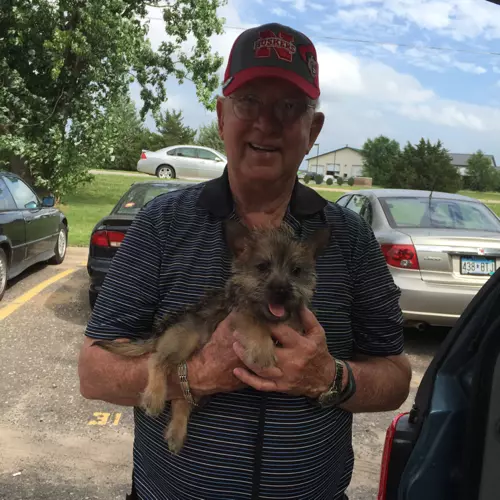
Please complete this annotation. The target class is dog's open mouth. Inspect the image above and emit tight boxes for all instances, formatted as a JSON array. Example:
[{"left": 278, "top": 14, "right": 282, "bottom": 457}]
[{"left": 268, "top": 303, "right": 286, "bottom": 318}]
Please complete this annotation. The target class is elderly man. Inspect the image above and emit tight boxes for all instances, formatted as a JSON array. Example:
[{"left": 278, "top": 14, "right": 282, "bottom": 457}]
[{"left": 78, "top": 22, "right": 411, "bottom": 500}]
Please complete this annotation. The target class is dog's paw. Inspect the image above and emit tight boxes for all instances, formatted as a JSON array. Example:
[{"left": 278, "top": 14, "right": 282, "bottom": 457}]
[
  {"left": 140, "top": 390, "right": 165, "bottom": 417},
  {"left": 165, "top": 423, "right": 187, "bottom": 455},
  {"left": 244, "top": 343, "right": 277, "bottom": 369}
]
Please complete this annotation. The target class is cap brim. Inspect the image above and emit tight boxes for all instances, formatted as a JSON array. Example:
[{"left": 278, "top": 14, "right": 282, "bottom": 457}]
[{"left": 222, "top": 66, "right": 320, "bottom": 100}]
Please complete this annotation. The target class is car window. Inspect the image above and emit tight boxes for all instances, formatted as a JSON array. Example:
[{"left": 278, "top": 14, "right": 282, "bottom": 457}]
[
  {"left": 175, "top": 147, "right": 198, "bottom": 159},
  {"left": 197, "top": 149, "right": 219, "bottom": 161},
  {"left": 380, "top": 197, "right": 500, "bottom": 231},
  {"left": 114, "top": 184, "right": 186, "bottom": 215},
  {"left": 336, "top": 195, "right": 351, "bottom": 207},
  {"left": 345, "top": 194, "right": 366, "bottom": 215},
  {"left": 3, "top": 176, "right": 39, "bottom": 209},
  {"left": 0, "top": 178, "right": 17, "bottom": 210}
]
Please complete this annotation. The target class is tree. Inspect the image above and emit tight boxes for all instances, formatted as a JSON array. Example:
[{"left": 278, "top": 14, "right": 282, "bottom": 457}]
[
  {"left": 464, "top": 150, "right": 496, "bottom": 192},
  {"left": 196, "top": 120, "right": 225, "bottom": 155},
  {"left": 361, "top": 135, "right": 401, "bottom": 186},
  {"left": 394, "top": 138, "right": 461, "bottom": 193},
  {"left": 99, "top": 94, "right": 146, "bottom": 171},
  {"left": 143, "top": 109, "right": 196, "bottom": 152},
  {"left": 0, "top": 0, "right": 226, "bottom": 196}
]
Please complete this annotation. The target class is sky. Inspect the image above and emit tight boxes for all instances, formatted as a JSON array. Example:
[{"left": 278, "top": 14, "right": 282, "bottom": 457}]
[{"left": 133, "top": 0, "right": 500, "bottom": 169}]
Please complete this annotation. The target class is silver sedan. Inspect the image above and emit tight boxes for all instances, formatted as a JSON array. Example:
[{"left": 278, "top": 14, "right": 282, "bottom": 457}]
[
  {"left": 336, "top": 189, "right": 500, "bottom": 329},
  {"left": 137, "top": 145, "right": 227, "bottom": 180}
]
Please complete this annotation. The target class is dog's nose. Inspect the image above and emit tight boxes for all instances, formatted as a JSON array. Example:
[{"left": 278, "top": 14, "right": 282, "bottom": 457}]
[{"left": 269, "top": 283, "right": 292, "bottom": 303}]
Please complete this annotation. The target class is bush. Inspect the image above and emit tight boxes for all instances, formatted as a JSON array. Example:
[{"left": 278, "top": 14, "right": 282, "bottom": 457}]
[
  {"left": 315, "top": 174, "right": 324, "bottom": 184},
  {"left": 347, "top": 177, "right": 355, "bottom": 186},
  {"left": 326, "top": 177, "right": 333, "bottom": 186},
  {"left": 337, "top": 177, "right": 344, "bottom": 186},
  {"left": 303, "top": 174, "right": 311, "bottom": 184}
]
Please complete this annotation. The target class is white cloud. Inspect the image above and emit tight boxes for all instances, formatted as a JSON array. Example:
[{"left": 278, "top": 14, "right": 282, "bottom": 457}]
[
  {"left": 271, "top": 6, "right": 294, "bottom": 17},
  {"left": 329, "top": 0, "right": 500, "bottom": 40},
  {"left": 294, "top": 0, "right": 306, "bottom": 11},
  {"left": 402, "top": 47, "right": 488, "bottom": 74},
  {"left": 134, "top": 0, "right": 500, "bottom": 163},
  {"left": 310, "top": 2, "right": 327, "bottom": 10}
]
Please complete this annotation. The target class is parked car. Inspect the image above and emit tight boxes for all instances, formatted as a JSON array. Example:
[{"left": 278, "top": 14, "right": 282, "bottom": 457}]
[
  {"left": 378, "top": 264, "right": 500, "bottom": 500},
  {"left": 86, "top": 180, "right": 192, "bottom": 308},
  {"left": 137, "top": 145, "right": 227, "bottom": 180},
  {"left": 0, "top": 171, "right": 68, "bottom": 300},
  {"left": 336, "top": 189, "right": 500, "bottom": 329}
]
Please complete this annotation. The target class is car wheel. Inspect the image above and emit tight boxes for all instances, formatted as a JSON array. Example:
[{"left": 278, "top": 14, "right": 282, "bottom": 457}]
[
  {"left": 156, "top": 165, "right": 175, "bottom": 179},
  {"left": 48, "top": 225, "right": 68, "bottom": 265},
  {"left": 0, "top": 248, "right": 7, "bottom": 301}
]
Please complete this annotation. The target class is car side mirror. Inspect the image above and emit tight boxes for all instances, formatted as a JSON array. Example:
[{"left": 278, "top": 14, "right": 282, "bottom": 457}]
[{"left": 42, "top": 195, "right": 55, "bottom": 208}]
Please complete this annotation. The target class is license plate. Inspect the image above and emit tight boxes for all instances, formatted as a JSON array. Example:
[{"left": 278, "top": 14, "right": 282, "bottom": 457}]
[{"left": 460, "top": 256, "right": 496, "bottom": 276}]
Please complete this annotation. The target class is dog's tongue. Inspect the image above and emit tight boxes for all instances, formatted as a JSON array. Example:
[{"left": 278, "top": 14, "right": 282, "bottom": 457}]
[{"left": 269, "top": 304, "right": 286, "bottom": 318}]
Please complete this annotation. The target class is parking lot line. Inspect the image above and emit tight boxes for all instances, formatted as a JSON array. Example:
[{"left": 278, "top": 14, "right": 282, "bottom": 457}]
[{"left": 0, "top": 268, "right": 79, "bottom": 321}]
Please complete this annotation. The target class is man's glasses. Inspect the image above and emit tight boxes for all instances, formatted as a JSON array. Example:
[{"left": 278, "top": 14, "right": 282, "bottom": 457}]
[{"left": 227, "top": 95, "right": 315, "bottom": 124}]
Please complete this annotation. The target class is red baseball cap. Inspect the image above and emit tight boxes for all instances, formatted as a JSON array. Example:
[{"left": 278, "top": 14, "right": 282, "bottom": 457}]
[{"left": 222, "top": 22, "right": 320, "bottom": 100}]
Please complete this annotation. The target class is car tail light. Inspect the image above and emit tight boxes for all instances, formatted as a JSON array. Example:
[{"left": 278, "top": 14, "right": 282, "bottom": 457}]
[
  {"left": 140, "top": 151, "right": 147, "bottom": 160},
  {"left": 378, "top": 412, "right": 408, "bottom": 500},
  {"left": 381, "top": 244, "right": 420, "bottom": 270},
  {"left": 91, "top": 230, "right": 125, "bottom": 248}
]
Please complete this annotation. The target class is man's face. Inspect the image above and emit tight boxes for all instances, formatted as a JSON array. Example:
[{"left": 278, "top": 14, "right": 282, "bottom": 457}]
[{"left": 216, "top": 77, "right": 324, "bottom": 183}]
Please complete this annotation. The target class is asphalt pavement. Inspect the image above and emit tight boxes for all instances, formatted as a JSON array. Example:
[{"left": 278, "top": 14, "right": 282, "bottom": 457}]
[{"left": 0, "top": 247, "right": 448, "bottom": 500}]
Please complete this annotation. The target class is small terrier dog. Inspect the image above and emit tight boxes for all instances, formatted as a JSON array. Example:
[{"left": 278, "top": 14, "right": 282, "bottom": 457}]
[{"left": 93, "top": 219, "right": 330, "bottom": 454}]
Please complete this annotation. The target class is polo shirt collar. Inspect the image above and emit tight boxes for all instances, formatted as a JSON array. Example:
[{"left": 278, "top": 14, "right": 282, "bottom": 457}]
[{"left": 197, "top": 167, "right": 327, "bottom": 219}]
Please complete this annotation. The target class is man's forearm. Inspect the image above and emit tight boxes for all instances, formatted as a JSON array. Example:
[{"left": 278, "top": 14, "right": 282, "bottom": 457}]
[
  {"left": 339, "top": 353, "right": 412, "bottom": 413},
  {"left": 78, "top": 337, "right": 185, "bottom": 406}
]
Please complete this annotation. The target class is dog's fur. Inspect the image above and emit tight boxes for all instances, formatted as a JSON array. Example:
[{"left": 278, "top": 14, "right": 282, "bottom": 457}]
[{"left": 93, "top": 220, "right": 330, "bottom": 454}]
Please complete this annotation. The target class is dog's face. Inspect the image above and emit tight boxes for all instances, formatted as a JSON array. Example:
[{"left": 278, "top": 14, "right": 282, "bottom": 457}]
[{"left": 224, "top": 220, "right": 330, "bottom": 323}]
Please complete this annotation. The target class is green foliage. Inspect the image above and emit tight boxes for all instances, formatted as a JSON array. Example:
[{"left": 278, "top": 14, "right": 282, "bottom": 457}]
[
  {"left": 326, "top": 177, "right": 333, "bottom": 185},
  {"left": 336, "top": 177, "right": 344, "bottom": 186},
  {"left": 393, "top": 139, "right": 461, "bottom": 193},
  {"left": 463, "top": 150, "right": 497, "bottom": 192},
  {"left": 361, "top": 135, "right": 401, "bottom": 186},
  {"left": 347, "top": 176, "right": 354, "bottom": 186},
  {"left": 0, "top": 0, "right": 226, "bottom": 195},
  {"left": 303, "top": 174, "right": 311, "bottom": 184},
  {"left": 315, "top": 174, "right": 324, "bottom": 184},
  {"left": 196, "top": 120, "right": 225, "bottom": 155},
  {"left": 99, "top": 94, "right": 146, "bottom": 171},
  {"left": 143, "top": 109, "right": 197, "bottom": 152},
  {"left": 361, "top": 135, "right": 461, "bottom": 193}
]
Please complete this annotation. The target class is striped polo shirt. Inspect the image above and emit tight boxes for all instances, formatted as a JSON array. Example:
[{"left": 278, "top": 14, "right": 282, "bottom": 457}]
[{"left": 85, "top": 168, "right": 404, "bottom": 500}]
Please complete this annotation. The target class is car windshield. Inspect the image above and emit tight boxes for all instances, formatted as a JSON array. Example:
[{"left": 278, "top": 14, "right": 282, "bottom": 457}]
[
  {"left": 114, "top": 184, "right": 185, "bottom": 215},
  {"left": 380, "top": 196, "right": 500, "bottom": 232}
]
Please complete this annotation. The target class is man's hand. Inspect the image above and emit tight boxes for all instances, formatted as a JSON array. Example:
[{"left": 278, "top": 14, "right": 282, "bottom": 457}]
[
  {"left": 232, "top": 307, "right": 336, "bottom": 398},
  {"left": 188, "top": 312, "right": 247, "bottom": 398}
]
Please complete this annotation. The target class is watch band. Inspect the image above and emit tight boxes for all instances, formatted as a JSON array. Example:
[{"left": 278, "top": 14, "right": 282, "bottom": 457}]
[
  {"left": 337, "top": 360, "right": 356, "bottom": 405},
  {"left": 314, "top": 359, "right": 356, "bottom": 408}
]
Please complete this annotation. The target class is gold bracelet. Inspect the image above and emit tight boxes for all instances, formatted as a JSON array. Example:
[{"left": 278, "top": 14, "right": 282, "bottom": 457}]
[{"left": 177, "top": 361, "right": 197, "bottom": 407}]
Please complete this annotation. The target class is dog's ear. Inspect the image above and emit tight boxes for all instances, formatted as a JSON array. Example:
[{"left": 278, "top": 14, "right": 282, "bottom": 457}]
[
  {"left": 224, "top": 219, "right": 252, "bottom": 256},
  {"left": 308, "top": 226, "right": 331, "bottom": 258}
]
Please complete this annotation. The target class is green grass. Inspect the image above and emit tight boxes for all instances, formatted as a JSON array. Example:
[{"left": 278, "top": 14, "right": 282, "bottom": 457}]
[
  {"left": 60, "top": 173, "right": 500, "bottom": 247},
  {"left": 58, "top": 174, "right": 177, "bottom": 246},
  {"left": 457, "top": 190, "right": 500, "bottom": 202}
]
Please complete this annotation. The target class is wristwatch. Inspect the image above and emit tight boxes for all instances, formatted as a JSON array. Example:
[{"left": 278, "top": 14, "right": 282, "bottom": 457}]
[{"left": 313, "top": 359, "right": 356, "bottom": 408}]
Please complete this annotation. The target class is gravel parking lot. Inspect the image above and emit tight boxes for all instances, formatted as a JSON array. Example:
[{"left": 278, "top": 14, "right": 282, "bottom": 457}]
[{"left": 0, "top": 247, "right": 448, "bottom": 499}]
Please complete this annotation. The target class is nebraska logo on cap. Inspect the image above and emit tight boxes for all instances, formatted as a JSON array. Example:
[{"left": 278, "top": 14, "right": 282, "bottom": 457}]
[{"left": 254, "top": 30, "right": 296, "bottom": 62}]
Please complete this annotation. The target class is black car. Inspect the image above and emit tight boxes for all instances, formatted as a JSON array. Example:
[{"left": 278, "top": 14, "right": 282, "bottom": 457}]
[
  {"left": 0, "top": 171, "right": 68, "bottom": 300},
  {"left": 87, "top": 180, "right": 192, "bottom": 308}
]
